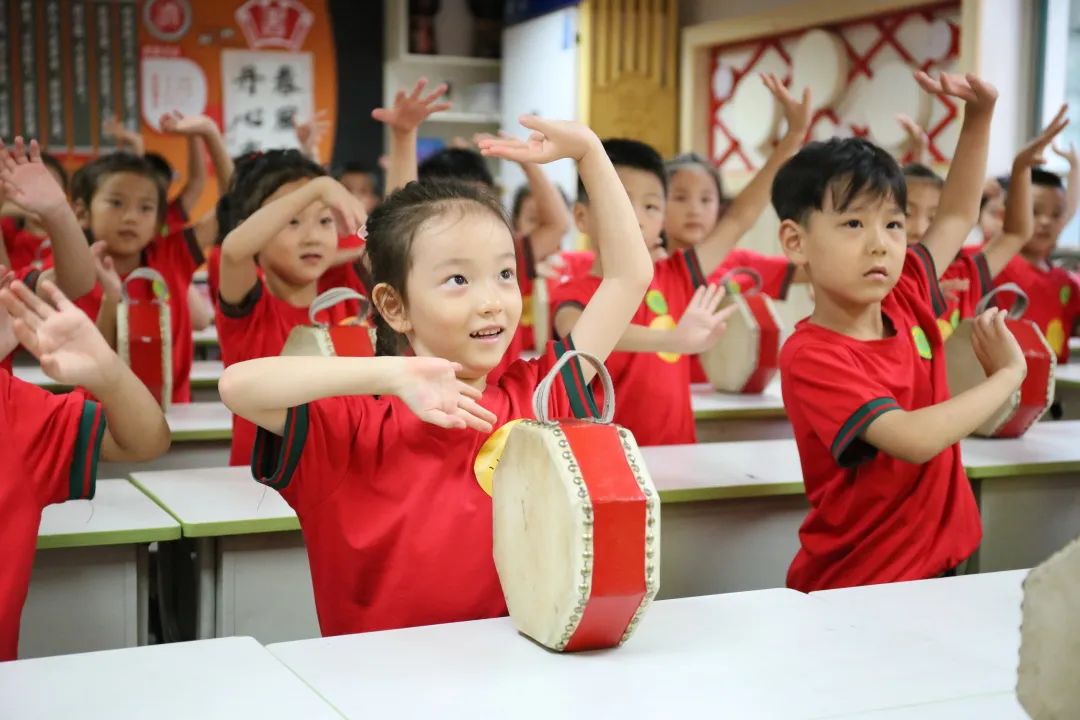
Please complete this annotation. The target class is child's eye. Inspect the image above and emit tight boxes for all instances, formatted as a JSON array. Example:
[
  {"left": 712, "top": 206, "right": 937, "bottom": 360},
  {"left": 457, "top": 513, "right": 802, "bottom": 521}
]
[
  {"left": 288, "top": 218, "right": 301, "bottom": 227},
  {"left": 444, "top": 274, "right": 468, "bottom": 287},
  {"left": 887, "top": 220, "right": 905, "bottom": 230},
  {"left": 320, "top": 216, "right": 334, "bottom": 226},
  {"left": 842, "top": 219, "right": 862, "bottom": 229},
  {"left": 141, "top": 205, "right": 155, "bottom": 213},
  {"left": 499, "top": 268, "right": 515, "bottom": 281},
  {"left": 108, "top": 199, "right": 122, "bottom": 208},
  {"left": 647, "top": 204, "right": 661, "bottom": 212}
]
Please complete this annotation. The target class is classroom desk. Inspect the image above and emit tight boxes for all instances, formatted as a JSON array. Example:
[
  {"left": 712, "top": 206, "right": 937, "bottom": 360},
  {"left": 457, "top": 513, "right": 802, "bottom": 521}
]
[
  {"left": 98, "top": 401, "right": 233, "bottom": 477},
  {"left": 690, "top": 380, "right": 791, "bottom": 441},
  {"left": 267, "top": 589, "right": 1012, "bottom": 720},
  {"left": 129, "top": 467, "right": 319, "bottom": 645},
  {"left": 1055, "top": 363, "right": 1080, "bottom": 419},
  {"left": 14, "top": 358, "right": 223, "bottom": 398},
  {"left": 0, "top": 636, "right": 342, "bottom": 720},
  {"left": 19, "top": 480, "right": 180, "bottom": 659},
  {"left": 193, "top": 325, "right": 218, "bottom": 348},
  {"left": 643, "top": 423, "right": 1080, "bottom": 596}
]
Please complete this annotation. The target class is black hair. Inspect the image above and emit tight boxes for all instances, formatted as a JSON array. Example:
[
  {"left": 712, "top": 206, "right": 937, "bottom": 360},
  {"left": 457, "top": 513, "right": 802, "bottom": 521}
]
[
  {"left": 214, "top": 149, "right": 326, "bottom": 243},
  {"left": 980, "top": 176, "right": 1008, "bottom": 212},
  {"left": 366, "top": 178, "right": 509, "bottom": 357},
  {"left": 902, "top": 162, "right": 943, "bottom": 188},
  {"left": 510, "top": 183, "right": 570, "bottom": 226},
  {"left": 334, "top": 161, "right": 383, "bottom": 197},
  {"left": 71, "top": 152, "right": 168, "bottom": 221},
  {"left": 143, "top": 151, "right": 174, "bottom": 187},
  {"left": 771, "top": 137, "right": 907, "bottom": 224},
  {"left": 417, "top": 148, "right": 494, "bottom": 187},
  {"left": 579, "top": 138, "right": 666, "bottom": 203},
  {"left": 665, "top": 152, "right": 724, "bottom": 201},
  {"left": 1031, "top": 168, "right": 1065, "bottom": 190},
  {"left": 39, "top": 152, "right": 69, "bottom": 192}
]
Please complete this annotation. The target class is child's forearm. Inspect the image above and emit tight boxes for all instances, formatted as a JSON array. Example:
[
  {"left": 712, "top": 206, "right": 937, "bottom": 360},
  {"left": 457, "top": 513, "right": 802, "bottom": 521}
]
[
  {"left": 984, "top": 159, "right": 1034, "bottom": 277},
  {"left": 95, "top": 294, "right": 119, "bottom": 350},
  {"left": 385, "top": 129, "right": 418, "bottom": 194},
  {"left": 863, "top": 367, "right": 1024, "bottom": 464},
  {"left": 91, "top": 355, "right": 171, "bottom": 462},
  {"left": 179, "top": 136, "right": 207, "bottom": 214},
  {"left": 697, "top": 133, "right": 801, "bottom": 273},
  {"left": 0, "top": 224, "right": 10, "bottom": 269},
  {"left": 522, "top": 162, "right": 570, "bottom": 260},
  {"left": 201, "top": 126, "right": 234, "bottom": 194},
  {"left": 40, "top": 206, "right": 95, "bottom": 299},
  {"left": 614, "top": 324, "right": 681, "bottom": 354},
  {"left": 578, "top": 146, "right": 652, "bottom": 291},
  {"left": 1065, "top": 161, "right": 1080, "bottom": 225}
]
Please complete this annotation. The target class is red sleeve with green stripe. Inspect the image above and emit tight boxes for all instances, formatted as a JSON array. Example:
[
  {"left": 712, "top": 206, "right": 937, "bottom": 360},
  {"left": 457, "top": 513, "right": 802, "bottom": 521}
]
[
  {"left": 904, "top": 244, "right": 948, "bottom": 318},
  {"left": 3, "top": 375, "right": 105, "bottom": 507},
  {"left": 786, "top": 343, "right": 900, "bottom": 468}
]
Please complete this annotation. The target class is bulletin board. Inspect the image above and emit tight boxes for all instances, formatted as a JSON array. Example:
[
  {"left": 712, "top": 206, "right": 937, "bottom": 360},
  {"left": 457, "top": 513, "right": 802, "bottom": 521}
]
[
  {"left": 1, "top": 0, "right": 141, "bottom": 163},
  {"left": 708, "top": 1, "right": 961, "bottom": 173}
]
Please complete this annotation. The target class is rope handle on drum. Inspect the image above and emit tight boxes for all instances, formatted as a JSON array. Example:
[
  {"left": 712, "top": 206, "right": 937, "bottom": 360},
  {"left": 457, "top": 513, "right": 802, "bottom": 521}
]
[
  {"left": 533, "top": 350, "right": 615, "bottom": 425},
  {"left": 716, "top": 266, "right": 763, "bottom": 297},
  {"left": 975, "top": 282, "right": 1028, "bottom": 320},
  {"left": 308, "top": 287, "right": 370, "bottom": 327},
  {"left": 120, "top": 267, "right": 170, "bottom": 305}
]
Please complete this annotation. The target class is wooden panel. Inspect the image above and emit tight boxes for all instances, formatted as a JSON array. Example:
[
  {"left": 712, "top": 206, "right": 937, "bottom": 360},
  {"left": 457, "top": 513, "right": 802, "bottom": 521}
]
[{"left": 580, "top": 0, "right": 678, "bottom": 156}]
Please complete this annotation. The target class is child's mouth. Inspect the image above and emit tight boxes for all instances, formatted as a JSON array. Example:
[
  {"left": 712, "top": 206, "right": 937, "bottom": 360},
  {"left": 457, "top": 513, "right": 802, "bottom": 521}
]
[
  {"left": 470, "top": 327, "right": 504, "bottom": 342},
  {"left": 300, "top": 253, "right": 323, "bottom": 264}
]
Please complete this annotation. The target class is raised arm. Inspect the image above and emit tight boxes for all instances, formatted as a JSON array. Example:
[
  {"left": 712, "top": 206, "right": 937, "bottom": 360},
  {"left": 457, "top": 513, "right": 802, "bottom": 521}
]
[
  {"left": 984, "top": 104, "right": 1069, "bottom": 277},
  {"left": 294, "top": 110, "right": 330, "bottom": 165},
  {"left": 482, "top": 117, "right": 653, "bottom": 381},
  {"left": 160, "top": 111, "right": 234, "bottom": 215},
  {"left": 372, "top": 79, "right": 451, "bottom": 194},
  {"left": 219, "top": 176, "right": 366, "bottom": 304},
  {"left": 896, "top": 114, "right": 930, "bottom": 165},
  {"left": 915, "top": 71, "right": 998, "bottom": 276},
  {"left": 694, "top": 73, "right": 811, "bottom": 275},
  {"left": 102, "top": 115, "right": 146, "bottom": 156},
  {"left": 0, "top": 138, "right": 95, "bottom": 299},
  {"left": 1051, "top": 141, "right": 1080, "bottom": 225}
]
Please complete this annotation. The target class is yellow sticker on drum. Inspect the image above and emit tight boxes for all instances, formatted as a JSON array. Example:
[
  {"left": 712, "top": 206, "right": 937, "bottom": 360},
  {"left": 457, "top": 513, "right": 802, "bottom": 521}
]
[
  {"left": 912, "top": 326, "right": 933, "bottom": 360},
  {"left": 650, "top": 314, "right": 680, "bottom": 363},
  {"left": 1046, "top": 318, "right": 1065, "bottom": 356},
  {"left": 474, "top": 419, "right": 524, "bottom": 497}
]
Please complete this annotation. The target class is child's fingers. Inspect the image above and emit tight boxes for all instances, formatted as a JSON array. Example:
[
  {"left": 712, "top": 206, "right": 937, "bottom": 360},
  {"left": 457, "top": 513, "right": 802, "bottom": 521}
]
[
  {"left": 458, "top": 401, "right": 496, "bottom": 433},
  {"left": 712, "top": 303, "right": 739, "bottom": 325},
  {"left": 427, "top": 102, "right": 452, "bottom": 115},
  {"left": 912, "top": 70, "right": 939, "bottom": 94},
  {"left": 456, "top": 380, "right": 484, "bottom": 401},
  {"left": 11, "top": 318, "right": 41, "bottom": 356},
  {"left": 460, "top": 395, "right": 497, "bottom": 425},
  {"left": 39, "top": 279, "right": 75, "bottom": 313},
  {"left": 28, "top": 139, "right": 41, "bottom": 162},
  {"left": 687, "top": 284, "right": 707, "bottom": 308},
  {"left": 420, "top": 408, "right": 466, "bottom": 430},
  {"left": 8, "top": 280, "right": 51, "bottom": 326},
  {"left": 408, "top": 77, "right": 428, "bottom": 100},
  {"left": 421, "top": 82, "right": 449, "bottom": 104}
]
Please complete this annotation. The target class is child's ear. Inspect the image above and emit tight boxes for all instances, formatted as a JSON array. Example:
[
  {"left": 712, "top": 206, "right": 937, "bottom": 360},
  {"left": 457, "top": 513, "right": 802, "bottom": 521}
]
[
  {"left": 572, "top": 201, "right": 590, "bottom": 235},
  {"left": 778, "top": 219, "right": 809, "bottom": 267},
  {"left": 371, "top": 282, "right": 411, "bottom": 334},
  {"left": 73, "top": 199, "right": 90, "bottom": 229}
]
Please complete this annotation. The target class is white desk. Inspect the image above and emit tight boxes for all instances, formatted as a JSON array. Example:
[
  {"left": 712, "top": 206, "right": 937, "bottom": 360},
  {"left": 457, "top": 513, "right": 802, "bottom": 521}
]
[
  {"left": 19, "top": 480, "right": 180, "bottom": 659},
  {"left": 193, "top": 325, "right": 218, "bottom": 348},
  {"left": 129, "top": 467, "right": 317, "bottom": 644},
  {"left": 690, "top": 381, "right": 791, "bottom": 442},
  {"left": 268, "top": 589, "right": 1011, "bottom": 720},
  {"left": 643, "top": 441, "right": 807, "bottom": 598},
  {"left": 0, "top": 636, "right": 341, "bottom": 719},
  {"left": 14, "top": 358, "right": 222, "bottom": 394},
  {"left": 98, "top": 402, "right": 233, "bottom": 477},
  {"left": 823, "top": 693, "right": 1026, "bottom": 719}
]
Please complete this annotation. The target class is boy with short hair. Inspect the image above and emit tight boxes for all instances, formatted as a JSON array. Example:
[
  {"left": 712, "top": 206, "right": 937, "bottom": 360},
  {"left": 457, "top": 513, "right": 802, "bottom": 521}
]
[
  {"left": 552, "top": 74, "right": 811, "bottom": 446},
  {"left": 776, "top": 72, "right": 1027, "bottom": 591}
]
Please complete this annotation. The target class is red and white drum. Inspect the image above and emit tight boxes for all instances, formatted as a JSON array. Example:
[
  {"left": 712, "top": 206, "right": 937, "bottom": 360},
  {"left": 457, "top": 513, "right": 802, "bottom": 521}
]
[
  {"left": 118, "top": 268, "right": 172, "bottom": 409},
  {"left": 493, "top": 352, "right": 659, "bottom": 652},
  {"left": 280, "top": 287, "right": 375, "bottom": 357},
  {"left": 945, "top": 284, "right": 1055, "bottom": 438},
  {"left": 699, "top": 267, "right": 784, "bottom": 394}
]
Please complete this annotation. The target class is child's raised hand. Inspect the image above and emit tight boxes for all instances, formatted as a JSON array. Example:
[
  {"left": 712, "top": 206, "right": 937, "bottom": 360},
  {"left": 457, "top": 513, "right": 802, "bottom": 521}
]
[
  {"left": 1052, "top": 139, "right": 1079, "bottom": 168},
  {"left": 103, "top": 115, "right": 144, "bottom": 152},
  {"left": 315, "top": 178, "right": 367, "bottom": 237},
  {"left": 761, "top": 73, "right": 811, "bottom": 145},
  {"left": 1016, "top": 104, "right": 1069, "bottom": 168},
  {"left": 90, "top": 241, "right": 122, "bottom": 303},
  {"left": 939, "top": 277, "right": 970, "bottom": 306},
  {"left": 293, "top": 110, "right": 330, "bottom": 152},
  {"left": 478, "top": 115, "right": 599, "bottom": 164},
  {"left": 159, "top": 110, "right": 218, "bottom": 136},
  {"left": 896, "top": 113, "right": 930, "bottom": 163},
  {"left": 371, "top": 78, "right": 451, "bottom": 134},
  {"left": 396, "top": 356, "right": 497, "bottom": 433},
  {"left": 0, "top": 279, "right": 119, "bottom": 389},
  {"left": 971, "top": 307, "right": 1026, "bottom": 382},
  {"left": 0, "top": 266, "right": 17, "bottom": 359},
  {"left": 670, "top": 284, "right": 738, "bottom": 355},
  {"left": 914, "top": 71, "right": 998, "bottom": 114},
  {"left": 0, "top": 137, "right": 68, "bottom": 218}
]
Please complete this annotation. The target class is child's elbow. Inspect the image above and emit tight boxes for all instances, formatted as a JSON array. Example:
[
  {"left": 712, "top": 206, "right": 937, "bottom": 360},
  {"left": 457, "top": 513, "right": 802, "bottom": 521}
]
[{"left": 218, "top": 364, "right": 250, "bottom": 415}]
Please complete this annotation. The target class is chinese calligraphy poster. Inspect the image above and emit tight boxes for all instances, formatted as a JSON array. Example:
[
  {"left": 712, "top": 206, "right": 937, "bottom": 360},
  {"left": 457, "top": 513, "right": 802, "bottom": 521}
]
[{"left": 221, "top": 49, "right": 314, "bottom": 156}]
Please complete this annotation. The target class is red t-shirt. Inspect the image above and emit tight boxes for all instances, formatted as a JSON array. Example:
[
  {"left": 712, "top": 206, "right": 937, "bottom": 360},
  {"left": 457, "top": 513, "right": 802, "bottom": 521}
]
[
  {"left": 161, "top": 199, "right": 188, "bottom": 238},
  {"left": 2, "top": 217, "right": 50, "bottom": 275},
  {"left": 550, "top": 249, "right": 704, "bottom": 446},
  {"left": 77, "top": 229, "right": 204, "bottom": 404},
  {"left": 780, "top": 245, "right": 981, "bottom": 592},
  {"left": 693, "top": 248, "right": 797, "bottom": 383},
  {"left": 216, "top": 280, "right": 364, "bottom": 466},
  {"left": 0, "top": 372, "right": 105, "bottom": 660},
  {"left": 249, "top": 340, "right": 598, "bottom": 637},
  {"left": 936, "top": 249, "right": 993, "bottom": 340},
  {"left": 994, "top": 255, "right": 1080, "bottom": 362}
]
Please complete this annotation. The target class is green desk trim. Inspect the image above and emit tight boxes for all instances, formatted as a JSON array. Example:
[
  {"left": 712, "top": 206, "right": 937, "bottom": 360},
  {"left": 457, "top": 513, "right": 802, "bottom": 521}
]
[
  {"left": 37, "top": 525, "right": 181, "bottom": 550},
  {"left": 190, "top": 378, "right": 220, "bottom": 390},
  {"left": 1056, "top": 377, "right": 1080, "bottom": 390},
  {"left": 128, "top": 476, "right": 301, "bottom": 538},
  {"left": 171, "top": 429, "right": 233, "bottom": 442},
  {"left": 658, "top": 481, "right": 804, "bottom": 503},
  {"left": 692, "top": 408, "right": 788, "bottom": 421},
  {"left": 194, "top": 337, "right": 219, "bottom": 348},
  {"left": 964, "top": 460, "right": 1080, "bottom": 479}
]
